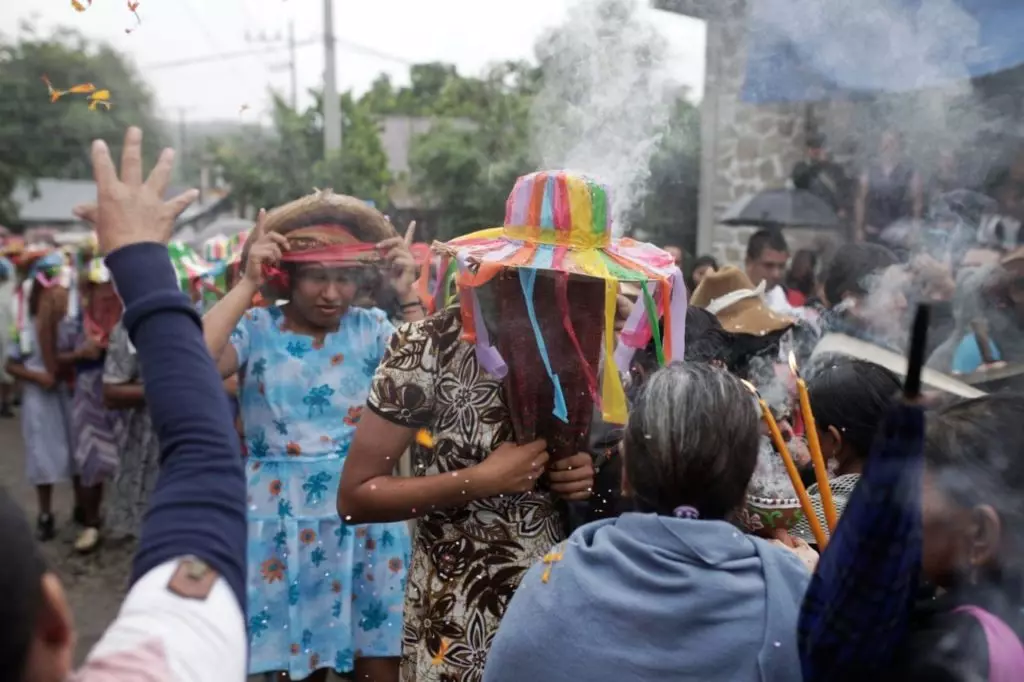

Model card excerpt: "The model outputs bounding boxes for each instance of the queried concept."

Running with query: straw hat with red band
[690,266,795,336]
[430,170,687,427]
[258,190,398,298]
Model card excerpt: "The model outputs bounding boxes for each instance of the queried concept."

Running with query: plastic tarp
[742,0,1024,103]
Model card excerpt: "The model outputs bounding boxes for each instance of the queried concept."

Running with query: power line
[144,41,318,71]
[144,38,412,72]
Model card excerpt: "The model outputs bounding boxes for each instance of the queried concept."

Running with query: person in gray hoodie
[483,362,810,682]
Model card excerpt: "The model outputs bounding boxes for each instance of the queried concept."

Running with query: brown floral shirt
[367,307,564,682]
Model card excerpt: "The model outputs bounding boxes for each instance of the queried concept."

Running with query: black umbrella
[721,188,840,229]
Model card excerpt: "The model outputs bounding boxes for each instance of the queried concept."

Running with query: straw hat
[262,189,396,243]
[690,266,794,336]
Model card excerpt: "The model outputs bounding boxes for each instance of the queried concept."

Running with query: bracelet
[400,300,423,311]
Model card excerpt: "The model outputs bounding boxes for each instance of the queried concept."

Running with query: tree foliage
[0,24,165,225]
[212,92,391,215]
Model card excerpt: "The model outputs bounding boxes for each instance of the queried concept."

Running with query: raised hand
[89,126,199,254]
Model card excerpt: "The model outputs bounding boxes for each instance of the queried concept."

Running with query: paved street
[0,413,131,665]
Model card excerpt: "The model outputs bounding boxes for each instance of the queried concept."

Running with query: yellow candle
[742,381,828,549]
[790,352,838,534]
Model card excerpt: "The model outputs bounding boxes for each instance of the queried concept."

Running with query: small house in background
[11,177,234,242]
[380,115,476,240]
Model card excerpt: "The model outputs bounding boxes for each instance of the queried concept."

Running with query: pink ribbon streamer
[456,251,507,379]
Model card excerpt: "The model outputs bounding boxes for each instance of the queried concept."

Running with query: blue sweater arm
[798,404,925,681]
[106,242,247,612]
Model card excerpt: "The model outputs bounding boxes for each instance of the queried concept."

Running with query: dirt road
[0,414,131,664]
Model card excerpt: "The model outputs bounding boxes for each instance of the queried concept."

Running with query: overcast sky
[5,0,705,123]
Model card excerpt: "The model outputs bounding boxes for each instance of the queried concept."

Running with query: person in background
[854,129,924,244]
[800,395,1024,681]
[785,249,818,308]
[819,242,906,349]
[745,228,793,314]
[5,251,75,542]
[0,258,16,417]
[663,244,685,269]
[685,253,718,293]
[485,363,811,682]
[791,133,850,220]
[0,127,247,682]
[791,358,900,546]
[58,260,124,553]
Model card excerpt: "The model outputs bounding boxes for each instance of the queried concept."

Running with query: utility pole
[246,24,298,109]
[288,21,298,110]
[322,0,342,154]
[177,108,190,184]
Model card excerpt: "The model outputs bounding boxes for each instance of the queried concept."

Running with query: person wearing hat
[339,170,686,682]
[202,190,419,682]
[690,265,798,377]
[5,248,76,542]
[56,256,124,554]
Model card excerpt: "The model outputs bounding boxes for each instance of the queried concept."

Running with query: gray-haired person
[485,362,812,682]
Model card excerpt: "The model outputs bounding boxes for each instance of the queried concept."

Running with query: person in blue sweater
[0,126,247,681]
[484,363,812,682]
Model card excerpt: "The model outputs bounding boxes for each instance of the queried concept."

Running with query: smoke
[749,436,798,500]
[530,0,683,234]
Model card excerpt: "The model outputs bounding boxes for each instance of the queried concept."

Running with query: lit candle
[741,380,828,549]
[788,352,838,534]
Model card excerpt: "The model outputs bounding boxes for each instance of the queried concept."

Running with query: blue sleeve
[105,242,246,612]
[797,404,925,681]
[952,334,1002,374]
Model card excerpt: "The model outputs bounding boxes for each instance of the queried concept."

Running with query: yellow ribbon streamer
[574,250,628,425]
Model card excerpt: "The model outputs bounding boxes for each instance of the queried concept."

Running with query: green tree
[0,23,165,225]
[213,92,391,215]
[405,61,541,239]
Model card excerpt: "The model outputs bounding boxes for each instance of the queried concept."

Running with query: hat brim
[264,190,395,244]
[431,228,676,285]
[715,297,795,336]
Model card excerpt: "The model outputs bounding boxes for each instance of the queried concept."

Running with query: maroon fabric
[492,271,604,460]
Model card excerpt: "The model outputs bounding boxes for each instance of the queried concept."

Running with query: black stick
[904,303,931,400]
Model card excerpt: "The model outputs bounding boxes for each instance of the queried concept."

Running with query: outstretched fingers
[145,147,177,198]
[120,127,145,187]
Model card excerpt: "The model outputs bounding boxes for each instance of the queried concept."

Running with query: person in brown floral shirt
[340,171,687,682]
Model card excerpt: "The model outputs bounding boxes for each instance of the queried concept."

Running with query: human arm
[339,318,549,523]
[378,221,426,323]
[202,208,285,377]
[5,358,54,387]
[853,172,869,242]
[31,286,67,390]
[797,403,925,681]
[102,322,147,409]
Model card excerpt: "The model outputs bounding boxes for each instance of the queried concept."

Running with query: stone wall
[698,0,808,266]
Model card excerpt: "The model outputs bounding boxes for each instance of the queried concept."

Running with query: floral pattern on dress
[234,305,411,679]
[367,308,565,682]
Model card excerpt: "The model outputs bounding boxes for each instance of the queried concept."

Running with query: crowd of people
[2,125,1024,682]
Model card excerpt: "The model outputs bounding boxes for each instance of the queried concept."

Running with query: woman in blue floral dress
[203,193,423,682]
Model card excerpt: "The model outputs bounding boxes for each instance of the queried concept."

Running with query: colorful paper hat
[167,241,214,284]
[433,170,687,425]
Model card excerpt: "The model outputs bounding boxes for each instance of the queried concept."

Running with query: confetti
[41,75,98,104]
[540,546,565,583]
[430,639,448,665]
[126,1,142,33]
[71,0,92,11]
[87,90,112,111]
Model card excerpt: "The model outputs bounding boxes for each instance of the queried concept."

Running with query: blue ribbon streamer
[519,266,568,423]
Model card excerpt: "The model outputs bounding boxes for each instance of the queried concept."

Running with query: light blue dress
[232,305,411,678]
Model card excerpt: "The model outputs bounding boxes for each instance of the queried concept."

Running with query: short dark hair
[806,132,827,149]
[0,487,47,680]
[746,229,789,262]
[807,357,900,460]
[624,362,760,519]
[821,243,899,308]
